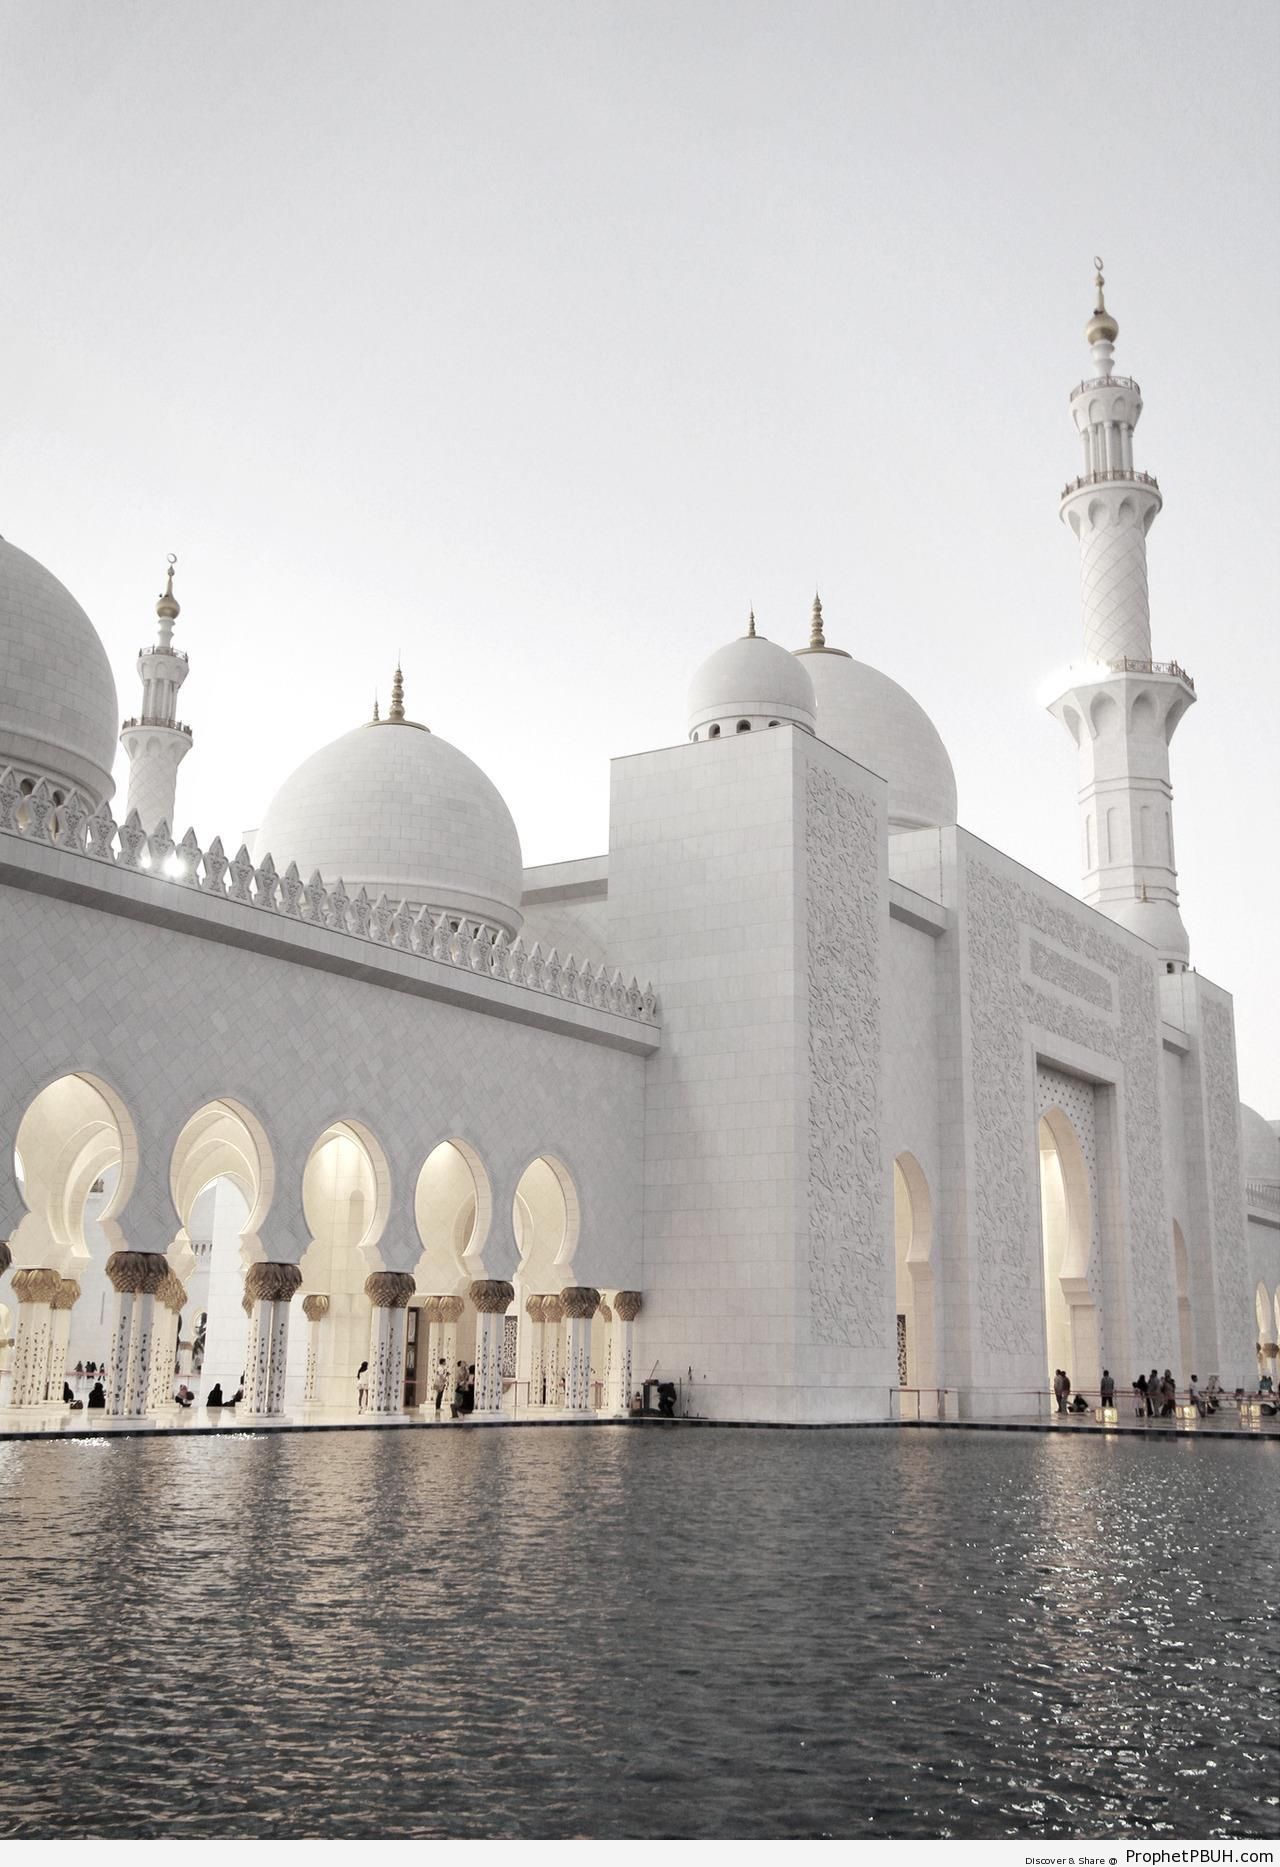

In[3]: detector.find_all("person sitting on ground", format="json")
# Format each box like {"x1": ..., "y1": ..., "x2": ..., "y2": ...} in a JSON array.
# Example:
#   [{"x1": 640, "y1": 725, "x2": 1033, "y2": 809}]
[
  {"x1": 228, "y1": 1385, "x2": 244, "y2": 1406},
  {"x1": 206, "y1": 1382, "x2": 224, "y2": 1407},
  {"x1": 1203, "y1": 1375, "x2": 1222, "y2": 1414},
  {"x1": 175, "y1": 1385, "x2": 194, "y2": 1409},
  {"x1": 86, "y1": 1381, "x2": 105, "y2": 1410},
  {"x1": 1259, "y1": 1371, "x2": 1275, "y2": 1395},
  {"x1": 62, "y1": 1380, "x2": 74, "y2": 1403},
  {"x1": 1069, "y1": 1392, "x2": 1088, "y2": 1412}
]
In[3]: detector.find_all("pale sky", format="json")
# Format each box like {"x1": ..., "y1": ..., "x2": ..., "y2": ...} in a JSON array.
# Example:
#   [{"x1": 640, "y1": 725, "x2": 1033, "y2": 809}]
[{"x1": 2, "y1": 0, "x2": 1277, "y2": 1109}]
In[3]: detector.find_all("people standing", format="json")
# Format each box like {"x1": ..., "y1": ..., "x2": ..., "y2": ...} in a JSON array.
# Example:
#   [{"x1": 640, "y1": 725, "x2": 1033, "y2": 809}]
[
  {"x1": 1053, "y1": 1369, "x2": 1068, "y2": 1413},
  {"x1": 1147, "y1": 1369, "x2": 1160, "y2": 1418},
  {"x1": 1100, "y1": 1369, "x2": 1115, "y2": 1410},
  {"x1": 1134, "y1": 1371, "x2": 1148, "y2": 1417},
  {"x1": 432, "y1": 1358, "x2": 448, "y2": 1416},
  {"x1": 356, "y1": 1360, "x2": 369, "y2": 1412}
]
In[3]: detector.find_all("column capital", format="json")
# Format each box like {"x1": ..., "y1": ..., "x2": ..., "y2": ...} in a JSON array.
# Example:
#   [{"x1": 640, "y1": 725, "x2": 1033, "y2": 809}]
[
  {"x1": 106, "y1": 1250, "x2": 169, "y2": 1296},
  {"x1": 246, "y1": 1261, "x2": 303, "y2": 1304},
  {"x1": 365, "y1": 1271, "x2": 417, "y2": 1310},
  {"x1": 436, "y1": 1294, "x2": 465, "y2": 1322},
  {"x1": 525, "y1": 1293, "x2": 546, "y2": 1320},
  {"x1": 302, "y1": 1293, "x2": 331, "y2": 1323},
  {"x1": 156, "y1": 1272, "x2": 187, "y2": 1312},
  {"x1": 52, "y1": 1277, "x2": 81, "y2": 1312},
  {"x1": 13, "y1": 1267, "x2": 61, "y2": 1304},
  {"x1": 541, "y1": 1293, "x2": 565, "y2": 1323},
  {"x1": 614, "y1": 1289, "x2": 644, "y2": 1322},
  {"x1": 469, "y1": 1278, "x2": 514, "y2": 1315},
  {"x1": 560, "y1": 1285, "x2": 601, "y2": 1320}
]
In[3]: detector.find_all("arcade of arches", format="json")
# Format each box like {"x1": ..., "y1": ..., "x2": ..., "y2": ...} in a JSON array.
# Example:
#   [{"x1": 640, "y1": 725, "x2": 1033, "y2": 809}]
[{"x1": 0, "y1": 1074, "x2": 643, "y2": 1421}]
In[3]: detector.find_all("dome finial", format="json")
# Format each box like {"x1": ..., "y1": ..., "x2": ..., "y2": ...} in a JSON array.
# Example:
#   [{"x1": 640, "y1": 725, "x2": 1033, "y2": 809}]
[
  {"x1": 157, "y1": 554, "x2": 179, "y2": 619},
  {"x1": 389, "y1": 664, "x2": 406, "y2": 723},
  {"x1": 1085, "y1": 255, "x2": 1119, "y2": 349},
  {"x1": 809, "y1": 591, "x2": 825, "y2": 650},
  {"x1": 371, "y1": 693, "x2": 380, "y2": 723},
  {"x1": 746, "y1": 607, "x2": 757, "y2": 639}
]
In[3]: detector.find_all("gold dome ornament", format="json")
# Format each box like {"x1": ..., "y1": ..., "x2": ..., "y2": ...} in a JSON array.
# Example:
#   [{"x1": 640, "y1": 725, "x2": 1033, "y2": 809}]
[{"x1": 1085, "y1": 257, "x2": 1120, "y2": 348}]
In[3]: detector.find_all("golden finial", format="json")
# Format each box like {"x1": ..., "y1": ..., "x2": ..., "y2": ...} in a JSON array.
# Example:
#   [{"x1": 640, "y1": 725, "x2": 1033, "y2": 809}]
[
  {"x1": 809, "y1": 591, "x2": 825, "y2": 650},
  {"x1": 389, "y1": 664, "x2": 405, "y2": 723},
  {"x1": 372, "y1": 694, "x2": 380, "y2": 723},
  {"x1": 746, "y1": 607, "x2": 757, "y2": 639},
  {"x1": 156, "y1": 553, "x2": 180, "y2": 623},
  {"x1": 1085, "y1": 255, "x2": 1119, "y2": 347}
]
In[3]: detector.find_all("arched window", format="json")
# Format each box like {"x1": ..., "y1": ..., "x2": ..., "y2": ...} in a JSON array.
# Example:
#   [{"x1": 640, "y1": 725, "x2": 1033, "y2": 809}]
[
  {"x1": 736, "y1": 720, "x2": 751, "y2": 733},
  {"x1": 708, "y1": 724, "x2": 720, "y2": 738}
]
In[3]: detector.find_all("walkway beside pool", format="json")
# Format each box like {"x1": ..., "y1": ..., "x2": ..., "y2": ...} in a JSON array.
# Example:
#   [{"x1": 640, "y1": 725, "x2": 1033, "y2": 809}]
[{"x1": 0, "y1": 1405, "x2": 1275, "y2": 1442}]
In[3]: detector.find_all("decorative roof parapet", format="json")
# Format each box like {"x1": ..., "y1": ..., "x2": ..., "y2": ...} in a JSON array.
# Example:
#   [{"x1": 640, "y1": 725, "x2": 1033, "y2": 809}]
[{"x1": 0, "y1": 768, "x2": 659, "y2": 1027}]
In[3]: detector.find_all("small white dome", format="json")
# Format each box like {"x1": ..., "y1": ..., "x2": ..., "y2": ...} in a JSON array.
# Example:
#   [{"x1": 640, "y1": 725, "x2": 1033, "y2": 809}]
[
  {"x1": 0, "y1": 536, "x2": 119, "y2": 805},
  {"x1": 255, "y1": 704, "x2": 523, "y2": 934},
  {"x1": 1240, "y1": 1103, "x2": 1280, "y2": 1186},
  {"x1": 800, "y1": 642, "x2": 957, "y2": 831},
  {"x1": 688, "y1": 623, "x2": 817, "y2": 739}
]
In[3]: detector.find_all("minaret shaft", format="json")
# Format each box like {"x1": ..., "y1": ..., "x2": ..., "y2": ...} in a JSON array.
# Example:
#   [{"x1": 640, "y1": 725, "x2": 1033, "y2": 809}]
[{"x1": 1048, "y1": 266, "x2": 1193, "y2": 967}]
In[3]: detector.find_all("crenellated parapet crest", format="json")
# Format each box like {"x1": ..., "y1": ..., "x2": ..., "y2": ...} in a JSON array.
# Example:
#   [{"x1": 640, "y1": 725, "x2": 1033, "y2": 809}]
[{"x1": 0, "y1": 769, "x2": 659, "y2": 1026}]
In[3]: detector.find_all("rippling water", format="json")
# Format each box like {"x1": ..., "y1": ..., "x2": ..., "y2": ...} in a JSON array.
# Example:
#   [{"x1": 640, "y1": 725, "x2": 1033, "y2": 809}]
[{"x1": 0, "y1": 1426, "x2": 1275, "y2": 1839}]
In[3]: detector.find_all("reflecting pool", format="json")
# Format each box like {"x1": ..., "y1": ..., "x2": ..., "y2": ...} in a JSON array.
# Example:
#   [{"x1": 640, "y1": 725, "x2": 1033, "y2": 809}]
[{"x1": 0, "y1": 1427, "x2": 1275, "y2": 1839}]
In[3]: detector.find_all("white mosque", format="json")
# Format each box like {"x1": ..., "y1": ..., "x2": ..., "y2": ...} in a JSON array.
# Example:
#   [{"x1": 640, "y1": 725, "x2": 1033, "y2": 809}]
[{"x1": 0, "y1": 269, "x2": 1277, "y2": 1427}]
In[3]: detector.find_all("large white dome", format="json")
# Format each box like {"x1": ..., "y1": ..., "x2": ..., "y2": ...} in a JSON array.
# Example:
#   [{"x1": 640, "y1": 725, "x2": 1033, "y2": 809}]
[
  {"x1": 688, "y1": 621, "x2": 817, "y2": 739},
  {"x1": 0, "y1": 536, "x2": 119, "y2": 805},
  {"x1": 254, "y1": 702, "x2": 524, "y2": 933},
  {"x1": 797, "y1": 614, "x2": 957, "y2": 831},
  {"x1": 1240, "y1": 1103, "x2": 1280, "y2": 1187}
]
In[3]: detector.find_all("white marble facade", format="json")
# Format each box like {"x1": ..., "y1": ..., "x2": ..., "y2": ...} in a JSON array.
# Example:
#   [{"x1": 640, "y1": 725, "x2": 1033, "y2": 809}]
[{"x1": 0, "y1": 277, "x2": 1275, "y2": 1424}]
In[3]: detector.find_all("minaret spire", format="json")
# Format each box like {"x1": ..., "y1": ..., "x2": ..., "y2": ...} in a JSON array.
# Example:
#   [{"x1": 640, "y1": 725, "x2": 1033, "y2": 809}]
[
  {"x1": 119, "y1": 554, "x2": 193, "y2": 833},
  {"x1": 1047, "y1": 265, "x2": 1195, "y2": 967},
  {"x1": 389, "y1": 664, "x2": 405, "y2": 722}
]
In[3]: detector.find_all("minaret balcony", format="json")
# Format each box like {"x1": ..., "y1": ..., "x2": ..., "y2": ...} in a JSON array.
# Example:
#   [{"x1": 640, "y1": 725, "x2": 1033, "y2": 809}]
[
  {"x1": 122, "y1": 716, "x2": 194, "y2": 739},
  {"x1": 136, "y1": 644, "x2": 189, "y2": 663},
  {"x1": 1069, "y1": 373, "x2": 1141, "y2": 398},
  {"x1": 1060, "y1": 468, "x2": 1160, "y2": 498},
  {"x1": 1105, "y1": 657, "x2": 1195, "y2": 694}
]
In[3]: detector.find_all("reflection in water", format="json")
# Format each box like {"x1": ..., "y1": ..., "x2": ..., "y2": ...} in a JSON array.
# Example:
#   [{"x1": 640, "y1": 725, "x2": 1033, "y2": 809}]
[{"x1": 0, "y1": 1429, "x2": 1275, "y2": 1839}]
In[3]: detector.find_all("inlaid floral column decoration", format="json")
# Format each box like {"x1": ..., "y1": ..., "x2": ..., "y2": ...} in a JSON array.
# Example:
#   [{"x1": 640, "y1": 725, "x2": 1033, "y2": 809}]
[
  {"x1": 301, "y1": 1293, "x2": 330, "y2": 1405},
  {"x1": 525, "y1": 1293, "x2": 546, "y2": 1406},
  {"x1": 364, "y1": 1272, "x2": 417, "y2": 1413},
  {"x1": 105, "y1": 1251, "x2": 169, "y2": 1416},
  {"x1": 46, "y1": 1277, "x2": 81, "y2": 1404},
  {"x1": 243, "y1": 1263, "x2": 303, "y2": 1414},
  {"x1": 145, "y1": 1274, "x2": 186, "y2": 1410},
  {"x1": 9, "y1": 1268, "x2": 61, "y2": 1406},
  {"x1": 436, "y1": 1294, "x2": 464, "y2": 1407},
  {"x1": 469, "y1": 1279, "x2": 514, "y2": 1413},
  {"x1": 561, "y1": 1286, "x2": 601, "y2": 1413},
  {"x1": 611, "y1": 1290, "x2": 643, "y2": 1412},
  {"x1": 541, "y1": 1293, "x2": 564, "y2": 1407}
]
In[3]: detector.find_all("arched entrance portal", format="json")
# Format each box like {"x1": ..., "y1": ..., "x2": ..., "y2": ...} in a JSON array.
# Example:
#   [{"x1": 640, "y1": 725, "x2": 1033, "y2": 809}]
[
  {"x1": 892, "y1": 1154, "x2": 935, "y2": 1396},
  {"x1": 298, "y1": 1121, "x2": 388, "y2": 1410},
  {"x1": 514, "y1": 1156, "x2": 580, "y2": 1408},
  {"x1": 1172, "y1": 1221, "x2": 1193, "y2": 1377},
  {"x1": 1037, "y1": 1108, "x2": 1100, "y2": 1397}
]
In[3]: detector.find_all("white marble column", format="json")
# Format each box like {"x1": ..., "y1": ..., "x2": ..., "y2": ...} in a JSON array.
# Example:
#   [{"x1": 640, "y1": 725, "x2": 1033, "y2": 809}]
[
  {"x1": 302, "y1": 1292, "x2": 330, "y2": 1405},
  {"x1": 438, "y1": 1297, "x2": 463, "y2": 1407},
  {"x1": 105, "y1": 1252, "x2": 169, "y2": 1417},
  {"x1": 561, "y1": 1286, "x2": 600, "y2": 1413},
  {"x1": 365, "y1": 1272, "x2": 417, "y2": 1414},
  {"x1": 609, "y1": 1290, "x2": 643, "y2": 1412},
  {"x1": 525, "y1": 1294, "x2": 546, "y2": 1407},
  {"x1": 9, "y1": 1269, "x2": 60, "y2": 1407},
  {"x1": 243, "y1": 1263, "x2": 303, "y2": 1415},
  {"x1": 470, "y1": 1279, "x2": 514, "y2": 1414},
  {"x1": 542, "y1": 1294, "x2": 564, "y2": 1408},
  {"x1": 45, "y1": 1279, "x2": 80, "y2": 1402}
]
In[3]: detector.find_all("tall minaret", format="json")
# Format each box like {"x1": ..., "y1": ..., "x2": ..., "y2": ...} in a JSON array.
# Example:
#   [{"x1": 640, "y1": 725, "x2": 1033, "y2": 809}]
[
  {"x1": 1047, "y1": 263, "x2": 1195, "y2": 968},
  {"x1": 119, "y1": 556, "x2": 193, "y2": 832}
]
